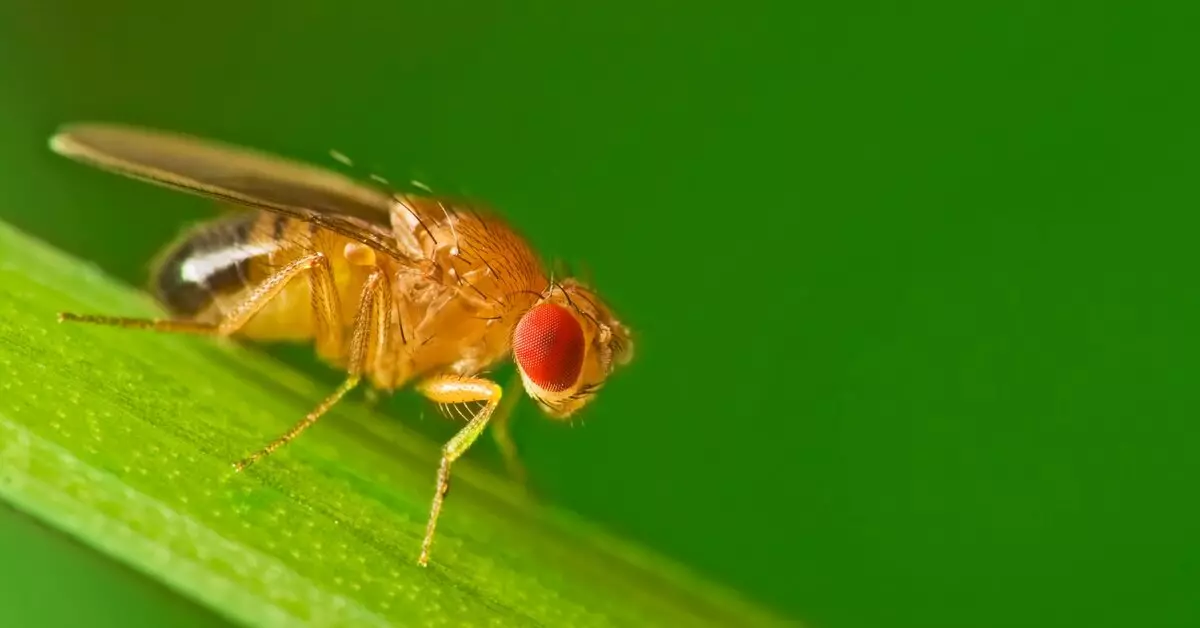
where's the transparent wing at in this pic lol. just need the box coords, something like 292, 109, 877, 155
49, 122, 409, 259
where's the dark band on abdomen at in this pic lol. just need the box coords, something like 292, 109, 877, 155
153, 212, 262, 318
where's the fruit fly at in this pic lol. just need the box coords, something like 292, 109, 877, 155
48, 123, 635, 566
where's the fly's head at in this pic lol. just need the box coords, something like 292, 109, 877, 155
510, 278, 634, 419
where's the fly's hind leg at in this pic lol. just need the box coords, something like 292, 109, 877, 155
415, 375, 503, 566
233, 267, 393, 471
59, 252, 344, 347
57, 250, 358, 469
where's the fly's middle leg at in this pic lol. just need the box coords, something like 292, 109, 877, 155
233, 267, 393, 471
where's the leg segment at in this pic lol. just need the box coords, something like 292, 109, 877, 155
307, 252, 346, 362
490, 369, 527, 485
233, 375, 360, 471
365, 270, 396, 387
233, 268, 391, 471
59, 252, 342, 341
414, 375, 503, 566
59, 252, 396, 471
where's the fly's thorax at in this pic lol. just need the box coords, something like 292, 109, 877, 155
389, 193, 546, 297
395, 268, 542, 385
384, 193, 552, 382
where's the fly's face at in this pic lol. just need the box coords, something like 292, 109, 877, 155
511, 278, 634, 418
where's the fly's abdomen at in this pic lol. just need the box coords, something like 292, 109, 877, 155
152, 211, 281, 320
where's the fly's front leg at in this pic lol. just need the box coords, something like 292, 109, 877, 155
233, 268, 391, 471
415, 375, 503, 566
490, 369, 527, 485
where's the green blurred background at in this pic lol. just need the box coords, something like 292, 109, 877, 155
1, 2, 1198, 627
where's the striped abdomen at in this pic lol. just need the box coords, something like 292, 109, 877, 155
153, 211, 271, 319
151, 211, 374, 345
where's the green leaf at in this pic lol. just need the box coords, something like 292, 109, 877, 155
0, 220, 789, 627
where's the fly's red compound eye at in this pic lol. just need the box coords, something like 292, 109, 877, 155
513, 303, 585, 392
